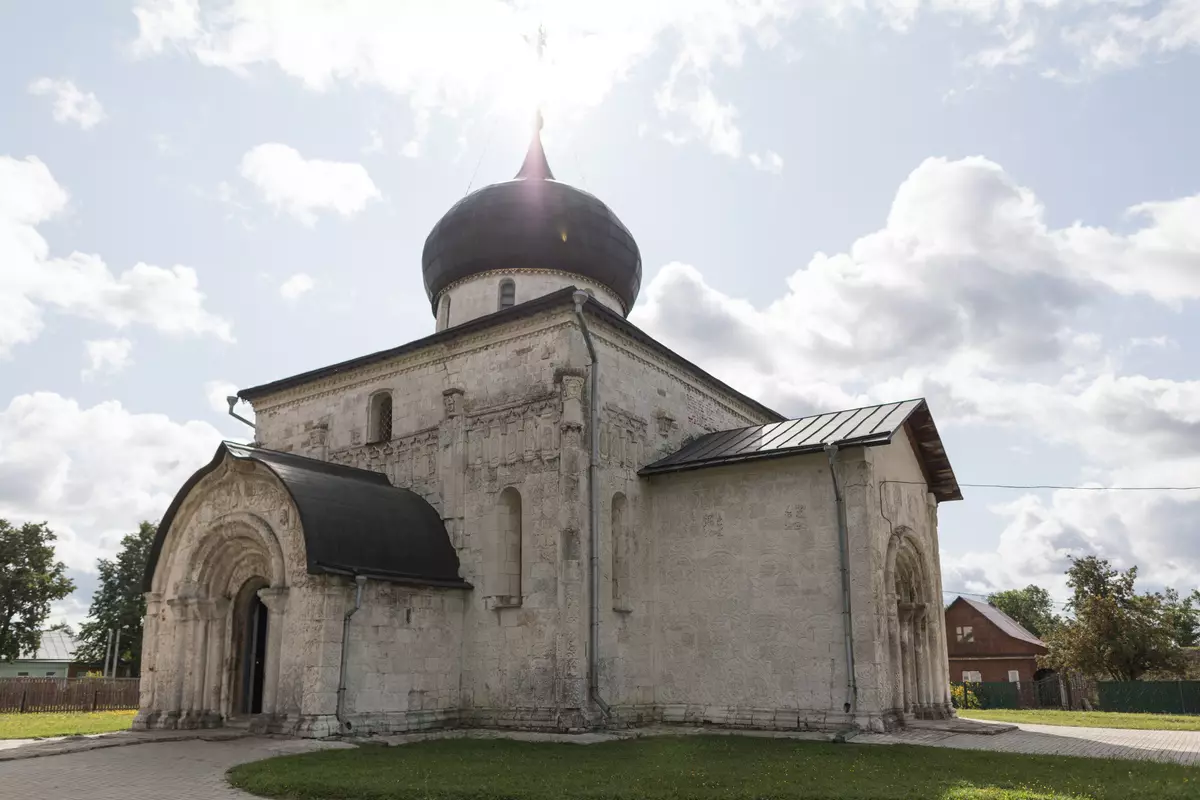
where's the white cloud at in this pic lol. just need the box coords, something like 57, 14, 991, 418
969, 29, 1037, 68
239, 143, 381, 226
129, 0, 1200, 169
0, 156, 233, 356
204, 379, 237, 414
279, 272, 315, 300
131, 0, 200, 57
82, 338, 134, 380
749, 150, 784, 174
28, 78, 106, 130
630, 155, 1200, 595
0, 393, 221, 608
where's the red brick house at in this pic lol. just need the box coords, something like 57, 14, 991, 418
945, 596, 1048, 685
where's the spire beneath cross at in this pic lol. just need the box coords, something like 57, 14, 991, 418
515, 24, 554, 181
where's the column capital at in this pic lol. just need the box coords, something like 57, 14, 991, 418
257, 586, 290, 613
197, 597, 231, 619
167, 596, 198, 619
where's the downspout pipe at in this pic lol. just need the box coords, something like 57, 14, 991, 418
572, 290, 612, 718
226, 396, 256, 431
824, 443, 857, 716
335, 574, 368, 733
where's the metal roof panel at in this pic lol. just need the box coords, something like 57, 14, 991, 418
640, 397, 962, 502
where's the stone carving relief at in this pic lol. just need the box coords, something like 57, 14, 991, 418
464, 396, 561, 472
329, 427, 440, 489
443, 388, 464, 418
600, 405, 648, 471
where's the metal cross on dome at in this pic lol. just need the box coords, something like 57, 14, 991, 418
523, 24, 548, 130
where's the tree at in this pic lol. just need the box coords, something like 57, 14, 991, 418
0, 520, 75, 663
1041, 556, 1185, 681
988, 584, 1061, 639
76, 522, 157, 676
1161, 588, 1200, 648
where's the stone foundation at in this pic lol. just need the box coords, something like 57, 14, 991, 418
136, 702, 942, 739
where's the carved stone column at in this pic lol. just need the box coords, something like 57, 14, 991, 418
557, 371, 588, 722
887, 595, 903, 713
203, 598, 231, 722
898, 603, 915, 715
189, 599, 213, 719
913, 604, 929, 714
139, 592, 163, 712
257, 587, 289, 717
165, 597, 193, 720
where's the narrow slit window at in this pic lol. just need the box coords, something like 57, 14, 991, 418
369, 392, 393, 443
499, 279, 516, 309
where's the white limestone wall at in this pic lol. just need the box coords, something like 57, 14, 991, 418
338, 582, 465, 735
577, 315, 779, 718
247, 307, 594, 729
643, 454, 853, 727
436, 270, 624, 330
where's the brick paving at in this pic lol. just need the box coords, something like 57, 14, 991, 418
1, 736, 350, 800
856, 721, 1200, 765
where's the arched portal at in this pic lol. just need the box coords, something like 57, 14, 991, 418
885, 529, 946, 719
230, 577, 270, 716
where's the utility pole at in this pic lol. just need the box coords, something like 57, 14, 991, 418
103, 628, 114, 677
112, 628, 122, 678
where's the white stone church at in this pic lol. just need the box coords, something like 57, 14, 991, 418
136, 129, 962, 738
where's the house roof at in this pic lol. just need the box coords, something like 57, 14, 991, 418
959, 597, 1046, 647
639, 398, 962, 502
143, 442, 472, 592
19, 630, 78, 662
237, 288, 784, 423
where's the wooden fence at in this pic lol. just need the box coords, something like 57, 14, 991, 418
0, 678, 140, 713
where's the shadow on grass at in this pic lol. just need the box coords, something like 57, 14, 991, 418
227, 735, 1200, 800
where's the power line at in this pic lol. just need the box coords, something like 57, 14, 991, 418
883, 479, 1200, 492
943, 588, 1072, 609
962, 483, 1200, 491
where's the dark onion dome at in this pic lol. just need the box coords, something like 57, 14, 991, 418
421, 124, 642, 315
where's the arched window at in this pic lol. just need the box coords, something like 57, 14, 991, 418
612, 493, 630, 611
498, 279, 516, 309
488, 487, 522, 604
441, 294, 452, 328
369, 392, 392, 443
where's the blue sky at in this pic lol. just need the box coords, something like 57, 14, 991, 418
2, 0, 1199, 623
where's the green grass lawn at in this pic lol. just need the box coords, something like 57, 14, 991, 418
0, 710, 135, 739
227, 735, 1200, 800
959, 709, 1200, 731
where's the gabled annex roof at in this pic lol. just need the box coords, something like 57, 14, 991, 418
639, 398, 962, 502
143, 442, 471, 592
958, 597, 1046, 648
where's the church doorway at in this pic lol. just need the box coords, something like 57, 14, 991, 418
231, 579, 269, 716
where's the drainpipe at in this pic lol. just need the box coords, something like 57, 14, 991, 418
572, 290, 611, 718
824, 444, 857, 715
335, 575, 368, 732
226, 396, 256, 431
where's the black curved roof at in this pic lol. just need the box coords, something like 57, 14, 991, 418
421, 130, 641, 314
143, 442, 471, 592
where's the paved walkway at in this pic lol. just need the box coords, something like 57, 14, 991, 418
1, 735, 350, 800
856, 721, 1200, 765
2, 722, 1198, 800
